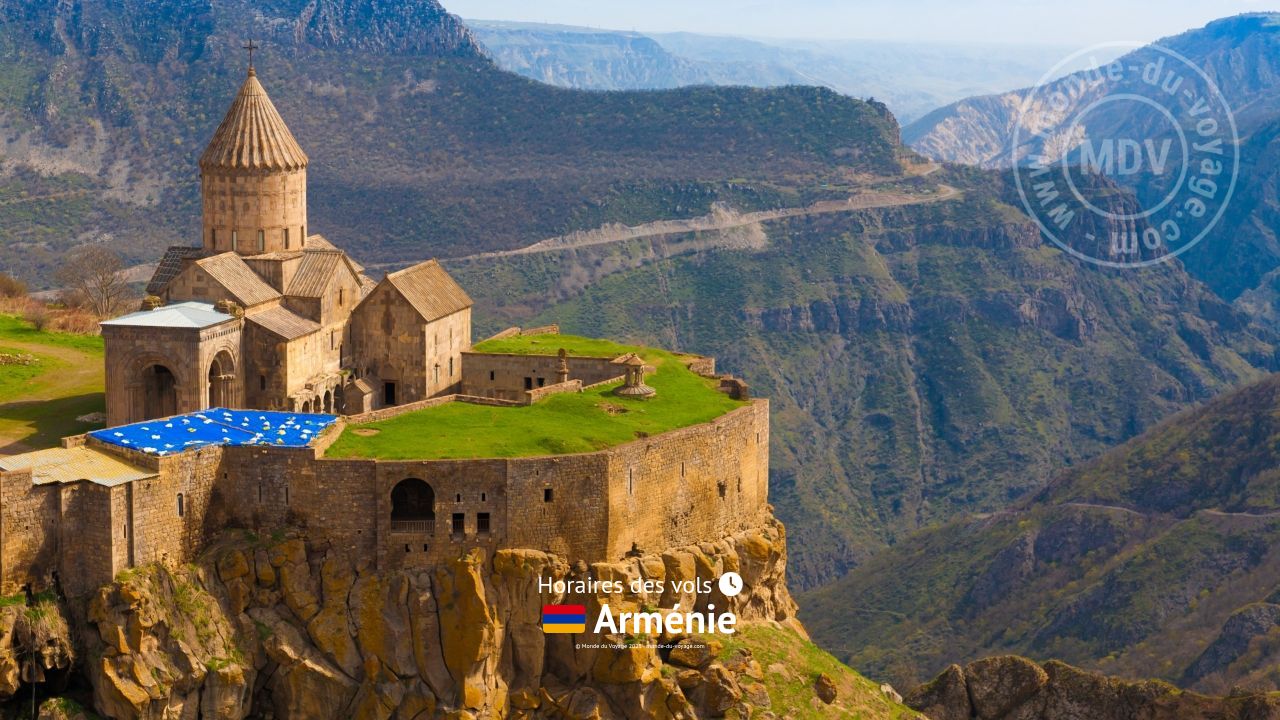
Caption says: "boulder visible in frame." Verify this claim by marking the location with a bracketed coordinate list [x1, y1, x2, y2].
[904, 664, 971, 720]
[964, 655, 1048, 719]
[667, 638, 713, 669]
[813, 672, 837, 704]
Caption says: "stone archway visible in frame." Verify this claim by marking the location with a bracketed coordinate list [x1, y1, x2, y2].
[322, 389, 333, 414]
[208, 350, 236, 409]
[390, 478, 435, 533]
[140, 364, 178, 420]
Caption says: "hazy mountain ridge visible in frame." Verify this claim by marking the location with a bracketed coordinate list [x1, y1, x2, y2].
[904, 13, 1280, 166]
[469, 20, 1091, 125]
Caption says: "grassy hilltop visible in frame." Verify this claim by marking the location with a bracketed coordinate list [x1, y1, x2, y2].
[0, 314, 104, 454]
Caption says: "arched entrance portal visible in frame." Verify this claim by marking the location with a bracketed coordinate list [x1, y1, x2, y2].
[390, 478, 435, 534]
[141, 364, 177, 420]
[323, 389, 333, 414]
[208, 351, 236, 408]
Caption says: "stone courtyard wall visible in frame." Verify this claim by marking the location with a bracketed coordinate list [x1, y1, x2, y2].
[459, 352, 624, 401]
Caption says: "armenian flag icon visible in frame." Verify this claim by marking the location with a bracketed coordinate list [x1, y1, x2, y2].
[542, 604, 587, 633]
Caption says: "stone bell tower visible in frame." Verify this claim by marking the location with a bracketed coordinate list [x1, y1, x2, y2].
[199, 60, 309, 256]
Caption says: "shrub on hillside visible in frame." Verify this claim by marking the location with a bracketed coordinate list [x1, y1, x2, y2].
[0, 273, 26, 298]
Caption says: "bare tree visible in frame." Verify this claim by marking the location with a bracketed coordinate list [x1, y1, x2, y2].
[55, 245, 130, 318]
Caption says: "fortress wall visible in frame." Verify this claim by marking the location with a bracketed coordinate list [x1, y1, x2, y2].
[374, 460, 508, 569]
[218, 446, 330, 530]
[127, 447, 223, 569]
[505, 454, 612, 561]
[603, 401, 770, 559]
[460, 353, 624, 401]
[57, 482, 117, 596]
[0, 470, 58, 595]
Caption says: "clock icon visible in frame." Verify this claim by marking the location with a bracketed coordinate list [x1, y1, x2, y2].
[718, 571, 744, 597]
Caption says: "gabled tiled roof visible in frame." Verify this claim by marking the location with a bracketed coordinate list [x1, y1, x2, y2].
[195, 253, 281, 307]
[146, 246, 208, 296]
[246, 305, 320, 340]
[286, 250, 343, 298]
[383, 260, 473, 322]
[304, 234, 337, 251]
[199, 69, 309, 172]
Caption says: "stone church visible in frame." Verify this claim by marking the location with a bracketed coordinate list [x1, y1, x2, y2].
[102, 65, 472, 426]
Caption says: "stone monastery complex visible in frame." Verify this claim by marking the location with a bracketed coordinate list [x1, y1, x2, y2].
[0, 67, 769, 599]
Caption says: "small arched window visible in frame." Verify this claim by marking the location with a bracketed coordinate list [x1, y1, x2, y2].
[257, 229, 265, 252]
[177, 493, 185, 517]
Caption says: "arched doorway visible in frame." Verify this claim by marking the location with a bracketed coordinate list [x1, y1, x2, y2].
[390, 478, 435, 534]
[208, 351, 235, 408]
[141, 364, 178, 420]
[301, 399, 312, 413]
[333, 384, 346, 415]
[322, 389, 333, 414]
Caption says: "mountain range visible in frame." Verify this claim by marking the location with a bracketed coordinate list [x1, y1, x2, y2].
[804, 368, 1280, 694]
[904, 14, 1280, 316]
[0, 0, 899, 289]
[468, 20, 1101, 125]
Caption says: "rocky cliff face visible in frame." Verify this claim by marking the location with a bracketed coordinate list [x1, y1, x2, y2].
[18, 517, 906, 719]
[906, 656, 1280, 720]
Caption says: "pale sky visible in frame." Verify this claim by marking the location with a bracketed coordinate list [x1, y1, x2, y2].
[441, 0, 1277, 46]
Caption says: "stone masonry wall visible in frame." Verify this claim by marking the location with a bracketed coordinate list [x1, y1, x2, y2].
[459, 352, 624, 401]
[0, 471, 57, 595]
[604, 401, 769, 558]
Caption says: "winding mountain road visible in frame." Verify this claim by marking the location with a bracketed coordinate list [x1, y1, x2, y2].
[451, 183, 961, 263]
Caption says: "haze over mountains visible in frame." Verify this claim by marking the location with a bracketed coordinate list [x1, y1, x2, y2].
[468, 19, 1097, 125]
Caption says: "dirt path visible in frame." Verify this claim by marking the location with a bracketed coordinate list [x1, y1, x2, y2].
[452, 184, 960, 262]
[0, 189, 90, 207]
[0, 339, 101, 400]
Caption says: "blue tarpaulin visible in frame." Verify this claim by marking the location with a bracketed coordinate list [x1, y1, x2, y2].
[89, 408, 338, 456]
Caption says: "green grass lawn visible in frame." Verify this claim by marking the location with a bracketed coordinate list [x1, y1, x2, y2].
[473, 334, 643, 358]
[0, 314, 104, 354]
[326, 335, 742, 460]
[0, 314, 105, 453]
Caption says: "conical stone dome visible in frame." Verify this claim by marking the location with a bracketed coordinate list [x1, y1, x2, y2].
[199, 69, 308, 172]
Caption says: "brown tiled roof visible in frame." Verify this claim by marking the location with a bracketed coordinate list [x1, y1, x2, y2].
[146, 246, 207, 296]
[384, 260, 473, 322]
[287, 250, 343, 298]
[246, 305, 320, 340]
[195, 253, 281, 307]
[199, 69, 308, 172]
[304, 234, 337, 251]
